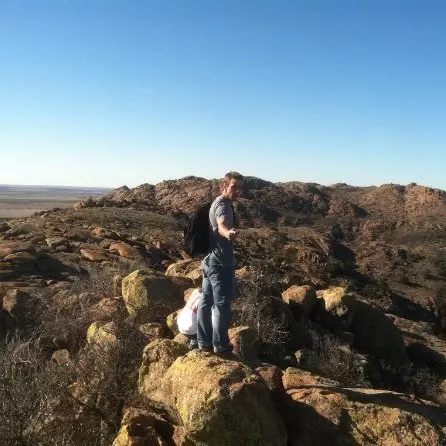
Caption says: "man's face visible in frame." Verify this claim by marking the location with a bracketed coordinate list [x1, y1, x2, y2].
[225, 179, 241, 201]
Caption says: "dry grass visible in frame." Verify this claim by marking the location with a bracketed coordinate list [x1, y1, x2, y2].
[0, 263, 149, 445]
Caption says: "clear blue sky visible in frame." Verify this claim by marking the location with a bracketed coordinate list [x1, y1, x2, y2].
[1, 0, 445, 189]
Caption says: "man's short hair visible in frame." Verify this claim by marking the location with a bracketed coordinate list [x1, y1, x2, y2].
[223, 171, 243, 185]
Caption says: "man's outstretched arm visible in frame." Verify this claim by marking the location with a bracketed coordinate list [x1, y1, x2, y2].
[217, 216, 236, 241]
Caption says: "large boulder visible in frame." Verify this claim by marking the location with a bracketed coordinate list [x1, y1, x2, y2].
[318, 287, 357, 325]
[282, 285, 318, 318]
[138, 339, 188, 399]
[318, 288, 408, 364]
[282, 368, 446, 445]
[351, 300, 408, 364]
[391, 315, 446, 373]
[165, 259, 202, 285]
[158, 350, 287, 446]
[122, 269, 184, 323]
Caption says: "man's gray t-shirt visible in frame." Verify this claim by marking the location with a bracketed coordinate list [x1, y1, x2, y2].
[208, 196, 235, 267]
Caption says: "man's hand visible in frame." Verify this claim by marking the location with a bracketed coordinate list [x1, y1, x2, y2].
[227, 228, 237, 241]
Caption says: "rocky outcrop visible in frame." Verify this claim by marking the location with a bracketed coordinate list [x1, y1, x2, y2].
[317, 287, 408, 364]
[159, 350, 287, 446]
[138, 339, 188, 399]
[282, 368, 446, 445]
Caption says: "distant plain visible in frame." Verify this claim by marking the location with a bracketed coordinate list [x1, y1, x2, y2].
[0, 185, 111, 219]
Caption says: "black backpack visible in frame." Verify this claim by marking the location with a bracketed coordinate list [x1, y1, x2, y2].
[183, 201, 213, 256]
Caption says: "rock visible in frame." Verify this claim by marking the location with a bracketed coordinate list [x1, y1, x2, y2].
[138, 339, 188, 399]
[165, 259, 202, 285]
[319, 286, 357, 321]
[99, 239, 115, 249]
[158, 350, 287, 446]
[91, 226, 119, 239]
[173, 333, 190, 347]
[113, 408, 167, 446]
[351, 300, 408, 364]
[256, 364, 284, 392]
[110, 242, 143, 259]
[122, 269, 183, 323]
[166, 311, 180, 336]
[228, 326, 261, 366]
[391, 315, 446, 371]
[235, 266, 252, 280]
[45, 236, 67, 248]
[88, 298, 121, 321]
[80, 247, 109, 262]
[282, 285, 318, 318]
[169, 275, 195, 296]
[0, 268, 15, 280]
[51, 349, 70, 365]
[138, 323, 166, 342]
[0, 241, 35, 259]
[86, 321, 119, 350]
[282, 368, 446, 445]
[4, 251, 39, 263]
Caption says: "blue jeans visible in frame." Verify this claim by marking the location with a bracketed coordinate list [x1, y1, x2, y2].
[197, 260, 235, 352]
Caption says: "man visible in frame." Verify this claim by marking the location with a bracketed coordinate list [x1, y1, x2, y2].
[197, 171, 243, 353]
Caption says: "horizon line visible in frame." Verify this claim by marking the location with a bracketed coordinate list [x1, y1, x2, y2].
[0, 178, 444, 193]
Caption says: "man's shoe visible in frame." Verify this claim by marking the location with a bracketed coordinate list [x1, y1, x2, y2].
[198, 346, 214, 353]
[214, 343, 234, 355]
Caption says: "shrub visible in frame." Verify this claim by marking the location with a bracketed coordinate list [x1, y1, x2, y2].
[302, 327, 368, 387]
[379, 360, 444, 405]
[234, 266, 291, 359]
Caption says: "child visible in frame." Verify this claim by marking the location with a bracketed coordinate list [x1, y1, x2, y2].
[177, 287, 202, 350]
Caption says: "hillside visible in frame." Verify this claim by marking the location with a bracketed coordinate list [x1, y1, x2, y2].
[1, 176, 446, 445]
